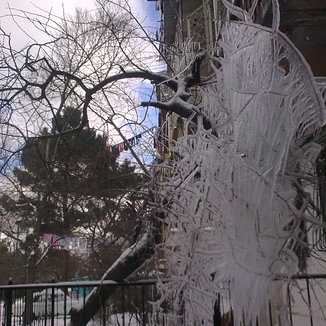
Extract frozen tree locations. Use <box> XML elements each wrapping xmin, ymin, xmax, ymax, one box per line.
<box><xmin>154</xmin><ymin>1</ymin><xmax>326</xmax><ymax>325</ymax></box>
<box><xmin>0</xmin><ymin>0</ymin><xmax>207</xmax><ymax>324</ymax></box>
<box><xmin>1</xmin><ymin>0</ymin><xmax>326</xmax><ymax>325</ymax></box>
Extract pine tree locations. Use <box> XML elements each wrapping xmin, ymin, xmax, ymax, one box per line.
<box><xmin>0</xmin><ymin>107</ymin><xmax>142</xmax><ymax>282</ymax></box>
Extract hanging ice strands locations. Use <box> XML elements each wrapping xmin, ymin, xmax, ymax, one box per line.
<box><xmin>157</xmin><ymin>0</ymin><xmax>326</xmax><ymax>325</ymax></box>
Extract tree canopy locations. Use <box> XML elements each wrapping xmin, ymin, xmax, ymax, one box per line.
<box><xmin>0</xmin><ymin>106</ymin><xmax>142</xmax><ymax>282</ymax></box>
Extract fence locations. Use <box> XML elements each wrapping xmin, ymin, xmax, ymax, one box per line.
<box><xmin>0</xmin><ymin>279</ymin><xmax>158</xmax><ymax>326</ymax></box>
<box><xmin>0</xmin><ymin>275</ymin><xmax>325</xmax><ymax>326</ymax></box>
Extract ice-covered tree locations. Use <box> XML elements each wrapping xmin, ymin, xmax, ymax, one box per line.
<box><xmin>154</xmin><ymin>1</ymin><xmax>326</xmax><ymax>325</ymax></box>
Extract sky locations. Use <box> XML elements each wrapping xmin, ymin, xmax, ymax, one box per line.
<box><xmin>0</xmin><ymin>0</ymin><xmax>162</xmax><ymax>165</ymax></box>
<box><xmin>0</xmin><ymin>0</ymin><xmax>161</xmax><ymax>47</ymax></box>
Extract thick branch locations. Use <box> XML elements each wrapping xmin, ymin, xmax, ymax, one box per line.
<box><xmin>91</xmin><ymin>70</ymin><xmax>178</xmax><ymax>94</ymax></box>
<box><xmin>69</xmin><ymin>226</ymin><xmax>161</xmax><ymax>326</ymax></box>
<box><xmin>141</xmin><ymin>100</ymin><xmax>212</xmax><ymax>131</ymax></box>
<box><xmin>139</xmin><ymin>54</ymin><xmax>213</xmax><ymax>131</ymax></box>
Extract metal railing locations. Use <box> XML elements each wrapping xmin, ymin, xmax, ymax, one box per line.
<box><xmin>0</xmin><ymin>279</ymin><xmax>158</xmax><ymax>326</ymax></box>
<box><xmin>0</xmin><ymin>274</ymin><xmax>325</xmax><ymax>326</ymax></box>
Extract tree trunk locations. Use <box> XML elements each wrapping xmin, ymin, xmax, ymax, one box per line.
<box><xmin>69</xmin><ymin>229</ymin><xmax>160</xmax><ymax>326</ymax></box>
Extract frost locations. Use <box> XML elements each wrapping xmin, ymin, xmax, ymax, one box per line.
<box><xmin>156</xmin><ymin>0</ymin><xmax>326</xmax><ymax>325</ymax></box>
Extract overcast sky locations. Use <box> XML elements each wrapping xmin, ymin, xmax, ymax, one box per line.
<box><xmin>0</xmin><ymin>0</ymin><xmax>161</xmax><ymax>156</ymax></box>
<box><xmin>0</xmin><ymin>0</ymin><xmax>160</xmax><ymax>48</ymax></box>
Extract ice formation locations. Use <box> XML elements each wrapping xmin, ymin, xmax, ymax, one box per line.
<box><xmin>156</xmin><ymin>0</ymin><xmax>326</xmax><ymax>325</ymax></box>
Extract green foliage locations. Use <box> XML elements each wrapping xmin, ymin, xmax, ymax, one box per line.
<box><xmin>0</xmin><ymin>107</ymin><xmax>142</xmax><ymax>281</ymax></box>
<box><xmin>0</xmin><ymin>241</ymin><xmax>25</xmax><ymax>284</ymax></box>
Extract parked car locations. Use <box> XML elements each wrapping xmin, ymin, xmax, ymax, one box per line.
<box><xmin>13</xmin><ymin>289</ymin><xmax>80</xmax><ymax>318</ymax></box>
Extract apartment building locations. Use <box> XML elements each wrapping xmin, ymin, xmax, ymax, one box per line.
<box><xmin>154</xmin><ymin>0</ymin><xmax>226</xmax><ymax>160</ymax></box>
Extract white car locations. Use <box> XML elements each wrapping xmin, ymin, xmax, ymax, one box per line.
<box><xmin>13</xmin><ymin>289</ymin><xmax>80</xmax><ymax>318</ymax></box>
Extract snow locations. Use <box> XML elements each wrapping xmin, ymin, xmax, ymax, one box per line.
<box><xmin>155</xmin><ymin>0</ymin><xmax>326</xmax><ymax>325</ymax></box>
<box><xmin>10</xmin><ymin>313</ymin><xmax>140</xmax><ymax>326</ymax></box>
<box><xmin>289</xmin><ymin>277</ymin><xmax>326</xmax><ymax>326</ymax></box>
<box><xmin>63</xmin><ymin>233</ymin><xmax>153</xmax><ymax>316</ymax></box>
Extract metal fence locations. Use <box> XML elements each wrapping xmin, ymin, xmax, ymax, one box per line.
<box><xmin>0</xmin><ymin>275</ymin><xmax>325</xmax><ymax>326</ymax></box>
<box><xmin>0</xmin><ymin>279</ymin><xmax>158</xmax><ymax>326</ymax></box>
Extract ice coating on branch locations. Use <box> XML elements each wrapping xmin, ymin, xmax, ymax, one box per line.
<box><xmin>156</xmin><ymin>1</ymin><xmax>326</xmax><ymax>325</ymax></box>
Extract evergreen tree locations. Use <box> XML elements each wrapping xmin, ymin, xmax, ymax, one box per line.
<box><xmin>0</xmin><ymin>107</ymin><xmax>142</xmax><ymax>282</ymax></box>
